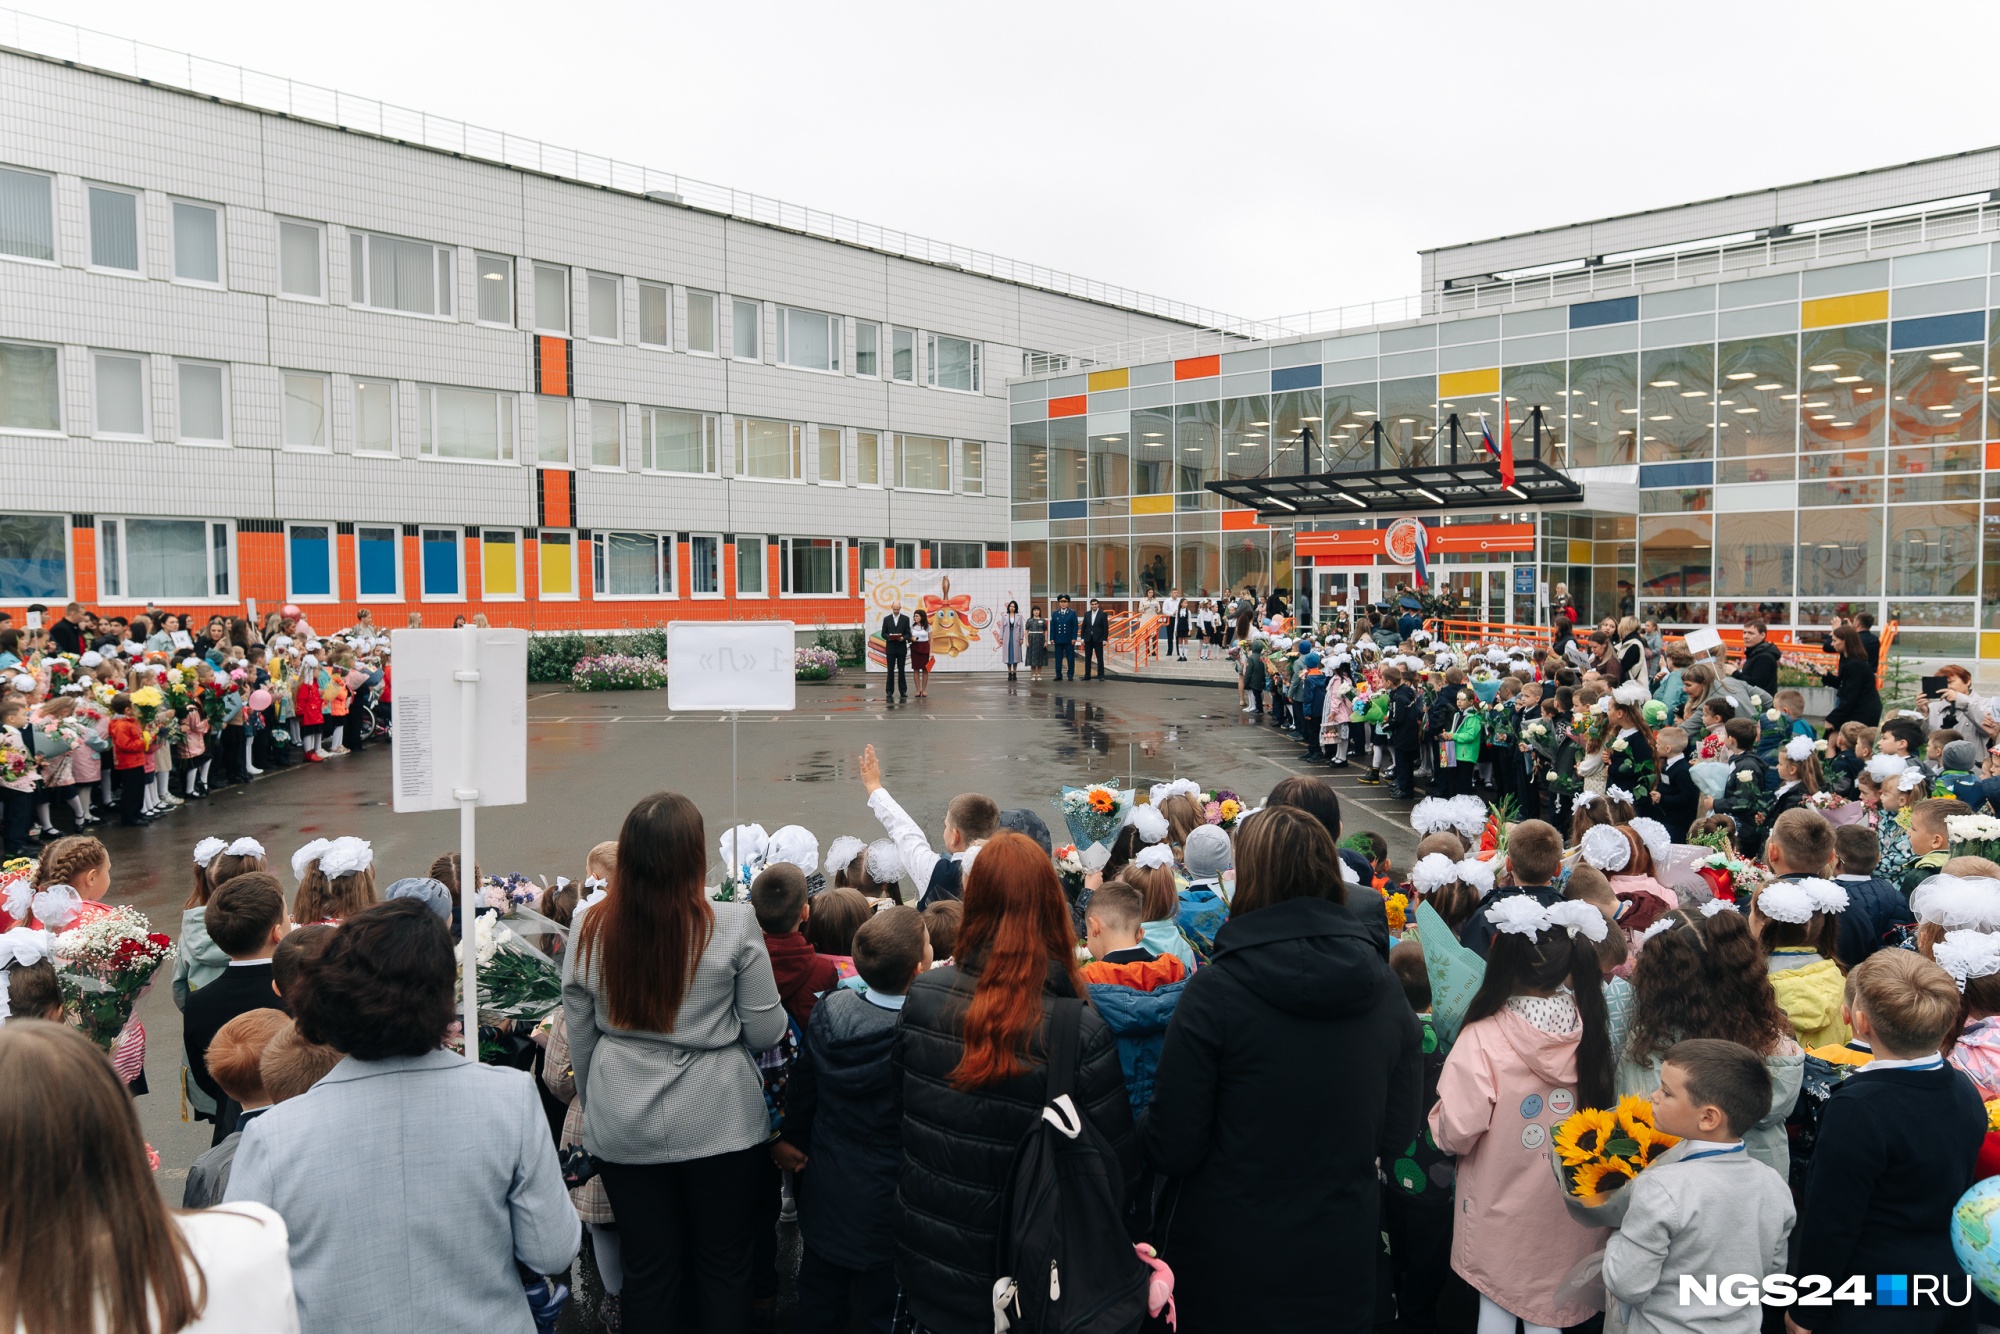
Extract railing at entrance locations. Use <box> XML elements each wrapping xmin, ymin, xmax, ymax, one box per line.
<box><xmin>1110</xmin><ymin>612</ymin><xmax>1166</xmax><ymax>672</ymax></box>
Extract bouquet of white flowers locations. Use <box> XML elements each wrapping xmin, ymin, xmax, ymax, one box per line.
<box><xmin>1947</xmin><ymin>813</ymin><xmax>2000</xmax><ymax>864</ymax></box>
<box><xmin>469</xmin><ymin>910</ymin><xmax>562</xmax><ymax>1022</ymax></box>
<box><xmin>1059</xmin><ymin>784</ymin><xmax>1131</xmax><ymax>849</ymax></box>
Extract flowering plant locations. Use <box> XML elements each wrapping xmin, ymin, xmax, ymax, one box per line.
<box><xmin>1552</xmin><ymin>1094</ymin><xmax>1679</xmax><ymax>1201</ymax></box>
<box><xmin>1201</xmin><ymin>789</ymin><xmax>1244</xmax><ymax>829</ymax></box>
<box><xmin>54</xmin><ymin>906</ymin><xmax>175</xmax><ymax>1051</ymax></box>
<box><xmin>1947</xmin><ymin>813</ymin><xmax>2000</xmax><ymax>864</ymax></box>
<box><xmin>794</xmin><ymin>646</ymin><xmax>839</xmax><ymax>681</ymax></box>
<box><xmin>478</xmin><ymin>873</ymin><xmax>542</xmax><ymax>915</ymax></box>
<box><xmin>1054</xmin><ymin>844</ymin><xmax>1087</xmax><ymax>898</ymax></box>
<box><xmin>570</xmin><ymin>654</ymin><xmax>669</xmax><ymax>692</ymax></box>
<box><xmin>469</xmin><ymin>910</ymin><xmax>563</xmax><ymax>1022</ymax></box>
<box><xmin>0</xmin><ymin>741</ymin><xmax>31</xmax><ymax>787</ymax></box>
<box><xmin>1384</xmin><ymin>892</ymin><xmax>1408</xmax><ymax>934</ymax></box>
<box><xmin>1059</xmin><ymin>784</ymin><xmax>1131</xmax><ymax>847</ymax></box>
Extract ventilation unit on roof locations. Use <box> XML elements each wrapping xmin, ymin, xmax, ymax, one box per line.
<box><xmin>644</xmin><ymin>190</ymin><xmax>684</xmax><ymax>205</ymax></box>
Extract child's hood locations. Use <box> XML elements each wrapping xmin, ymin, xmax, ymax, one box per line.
<box><xmin>1768</xmin><ymin>955</ymin><xmax>1846</xmax><ymax>1031</ymax></box>
<box><xmin>1492</xmin><ymin>1007</ymin><xmax>1583</xmax><ymax>1087</ymax></box>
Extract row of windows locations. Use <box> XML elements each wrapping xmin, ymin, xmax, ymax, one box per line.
<box><xmin>0</xmin><ymin>343</ymin><xmax>990</xmax><ymax>490</ymax></box>
<box><xmin>0</xmin><ymin>165</ymin><xmax>984</xmax><ymax>390</ymax></box>
<box><xmin>0</xmin><ymin>515</ymin><xmax>890</xmax><ymax>605</ymax></box>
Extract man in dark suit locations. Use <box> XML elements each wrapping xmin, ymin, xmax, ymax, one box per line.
<box><xmin>1049</xmin><ymin>594</ymin><xmax>1078</xmax><ymax>681</ymax></box>
<box><xmin>182</xmin><ymin>874</ymin><xmax>290</xmax><ymax>1143</ymax></box>
<box><xmin>1081</xmin><ymin>598</ymin><xmax>1110</xmax><ymax>680</ymax></box>
<box><xmin>880</xmin><ymin>603</ymin><xmax>912</xmax><ymax>698</ymax></box>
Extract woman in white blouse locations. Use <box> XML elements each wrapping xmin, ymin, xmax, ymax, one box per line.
<box><xmin>0</xmin><ymin>1019</ymin><xmax>299</xmax><ymax>1333</ymax></box>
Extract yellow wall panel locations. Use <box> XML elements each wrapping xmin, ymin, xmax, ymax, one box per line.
<box><xmin>1437</xmin><ymin>368</ymin><xmax>1500</xmax><ymax>398</ymax></box>
<box><xmin>483</xmin><ymin>539</ymin><xmax>518</xmax><ymax>595</ymax></box>
<box><xmin>1131</xmin><ymin>494</ymin><xmax>1174</xmax><ymax>515</ymax></box>
<box><xmin>1981</xmin><ymin>632</ymin><xmax>2000</xmax><ymax>662</ymax></box>
<box><xmin>1800</xmin><ymin>290</ymin><xmax>1888</xmax><ymax>329</ymax></box>
<box><xmin>1567</xmin><ymin>539</ymin><xmax>1592</xmax><ymax>565</ymax></box>
<box><xmin>1087</xmin><ymin>368</ymin><xmax>1130</xmax><ymax>392</ymax></box>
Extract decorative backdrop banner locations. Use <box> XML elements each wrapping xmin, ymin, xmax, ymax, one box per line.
<box><xmin>864</xmin><ymin>569</ymin><xmax>1029</xmax><ymax>672</ymax></box>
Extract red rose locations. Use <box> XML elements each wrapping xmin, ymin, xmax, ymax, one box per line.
<box><xmin>147</xmin><ymin>934</ymin><xmax>171</xmax><ymax>949</ymax></box>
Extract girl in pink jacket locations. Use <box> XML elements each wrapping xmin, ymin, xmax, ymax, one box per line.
<box><xmin>1429</xmin><ymin>897</ymin><xmax>1618</xmax><ymax>1334</ymax></box>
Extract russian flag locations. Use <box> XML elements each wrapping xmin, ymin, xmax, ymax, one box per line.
<box><xmin>1412</xmin><ymin>524</ymin><xmax>1431</xmax><ymax>586</ymax></box>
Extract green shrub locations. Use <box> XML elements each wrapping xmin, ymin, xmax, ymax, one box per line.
<box><xmin>528</xmin><ymin>629</ymin><xmax>671</xmax><ymax>682</ymax></box>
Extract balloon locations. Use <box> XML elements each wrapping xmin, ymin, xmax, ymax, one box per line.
<box><xmin>248</xmin><ymin>689</ymin><xmax>273</xmax><ymax>711</ymax></box>
<box><xmin>280</xmin><ymin>604</ymin><xmax>302</xmax><ymax>619</ymax></box>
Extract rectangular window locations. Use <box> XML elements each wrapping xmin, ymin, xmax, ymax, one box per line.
<box><xmin>733</xmin><ymin>298</ymin><xmax>760</xmax><ymax>359</ymax></box>
<box><xmin>0</xmin><ymin>168</ymin><xmax>54</xmax><ymax>262</ymax></box>
<box><xmin>92</xmin><ymin>353</ymin><xmax>146</xmax><ymax>438</ymax></box>
<box><xmin>687</xmin><ymin>289</ymin><xmax>717</xmax><ymax>354</ymax></box>
<box><xmin>592</xmin><ymin>531</ymin><xmax>674</xmax><ymax>597</ymax></box>
<box><xmin>780</xmin><ymin>537</ymin><xmax>846</xmax><ymax>596</ymax></box>
<box><xmin>420</xmin><ymin>527</ymin><xmax>461</xmax><ymax>598</ymax></box>
<box><xmin>277</xmin><ymin>219</ymin><xmax>323</xmax><ymax>299</ymax></box>
<box><xmin>891</xmin><ymin>327</ymin><xmax>916</xmax><ymax>382</ymax></box>
<box><xmin>0</xmin><ymin>514</ymin><xmax>67</xmax><ymax>598</ymax></box>
<box><xmin>588</xmin><ymin>273</ymin><xmax>620</xmax><ymax>341</ymax></box>
<box><xmin>419</xmin><ymin>386</ymin><xmax>515</xmax><ymax>463</ymax></box>
<box><xmin>961</xmin><ymin>440</ymin><xmax>984</xmax><ymax>495</ymax></box>
<box><xmin>855</xmin><ymin>322</ymin><xmax>879</xmax><ymax>377</ymax></box>
<box><xmin>856</xmin><ymin>430</ymin><xmax>879</xmax><ymax>486</ymax></box>
<box><xmin>777</xmin><ymin>307</ymin><xmax>839</xmax><ymax>372</ymax></box>
<box><xmin>476</xmin><ymin>253</ymin><xmax>513</xmax><ymax>326</ymax></box>
<box><xmin>87</xmin><ymin>185</ymin><xmax>140</xmax><ymax>273</ymax></box>
<box><xmin>737</xmin><ymin>536</ymin><xmax>765</xmax><ymax>595</ymax></box>
<box><xmin>353</xmin><ymin>379</ymin><xmax>395</xmax><ymax>454</ymax></box>
<box><xmin>737</xmin><ymin>418</ymin><xmax>801</xmax><ymax>480</ymax></box>
<box><xmin>349</xmin><ymin>231</ymin><xmax>453</xmax><ymax>317</ymax></box>
<box><xmin>176</xmin><ymin>362</ymin><xmax>227</xmax><ymax>444</ymax></box>
<box><xmin>356</xmin><ymin>524</ymin><xmax>400</xmax><ymax>598</ymax></box>
<box><xmin>589</xmin><ymin>401</ymin><xmax>623</xmax><ymax>469</ymax></box>
<box><xmin>287</xmin><ymin>523</ymin><xmax>333</xmax><ymax>599</ymax></box>
<box><xmin>819</xmin><ymin>426</ymin><xmax>842</xmax><ymax>484</ymax></box>
<box><xmin>895</xmin><ymin>433</ymin><xmax>950</xmax><ymax>490</ymax></box>
<box><xmin>643</xmin><ymin>407</ymin><xmax>715</xmax><ymax>474</ymax></box>
<box><xmin>534</xmin><ymin>264</ymin><xmax>568</xmax><ymax>334</ymax></box>
<box><xmin>690</xmin><ymin>534</ymin><xmax>721</xmax><ymax>596</ymax></box>
<box><xmin>639</xmin><ymin>282</ymin><xmax>670</xmax><ymax>347</ymax></box>
<box><xmin>926</xmin><ymin>333</ymin><xmax>981</xmax><ymax>392</ymax></box>
<box><xmin>171</xmin><ymin>201</ymin><xmax>220</xmax><ymax>284</ymax></box>
<box><xmin>282</xmin><ymin>372</ymin><xmax>328</xmax><ymax>450</ymax></box>
<box><xmin>97</xmin><ymin>517</ymin><xmax>231</xmax><ymax>600</ymax></box>
<box><xmin>536</xmin><ymin>396</ymin><xmax>570</xmax><ymax>466</ymax></box>
<box><xmin>893</xmin><ymin>540</ymin><xmax>917</xmax><ymax>570</ymax></box>
<box><xmin>859</xmin><ymin>540</ymin><xmax>881</xmax><ymax>574</ymax></box>
<box><xmin>538</xmin><ymin>529</ymin><xmax>575</xmax><ymax>598</ymax></box>
<box><xmin>0</xmin><ymin>342</ymin><xmax>60</xmax><ymax>433</ymax></box>
<box><xmin>937</xmin><ymin>540</ymin><xmax>984</xmax><ymax>569</ymax></box>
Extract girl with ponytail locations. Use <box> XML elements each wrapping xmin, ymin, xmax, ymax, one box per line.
<box><xmin>1430</xmin><ymin>896</ymin><xmax>1615</xmax><ymax>1334</ymax></box>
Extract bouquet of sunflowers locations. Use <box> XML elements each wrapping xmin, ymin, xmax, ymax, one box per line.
<box><xmin>1549</xmin><ymin>1094</ymin><xmax>1679</xmax><ymax>1226</ymax></box>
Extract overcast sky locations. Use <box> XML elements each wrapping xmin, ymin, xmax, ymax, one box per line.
<box><xmin>52</xmin><ymin>0</ymin><xmax>2000</xmax><ymax>323</ymax></box>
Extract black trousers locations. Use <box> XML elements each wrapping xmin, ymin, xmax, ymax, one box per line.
<box><xmin>1053</xmin><ymin>644</ymin><xmax>1075</xmax><ymax>679</ymax></box>
<box><xmin>794</xmin><ymin>1246</ymin><xmax>897</xmax><ymax>1334</ymax></box>
<box><xmin>1391</xmin><ymin>740</ymin><xmax>1421</xmax><ymax>795</ymax></box>
<box><xmin>1</xmin><ymin>787</ymin><xmax>32</xmax><ymax>853</ymax></box>
<box><xmin>597</xmin><ymin>1144</ymin><xmax>765</xmax><ymax>1334</ymax></box>
<box><xmin>1082</xmin><ymin>640</ymin><xmax>1106</xmax><ymax>678</ymax></box>
<box><xmin>884</xmin><ymin>644</ymin><xmax>908</xmax><ymax>695</ymax></box>
<box><xmin>115</xmin><ymin>766</ymin><xmax>147</xmax><ymax>824</ymax></box>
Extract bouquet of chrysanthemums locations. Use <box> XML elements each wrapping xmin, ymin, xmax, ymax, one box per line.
<box><xmin>54</xmin><ymin>905</ymin><xmax>174</xmax><ymax>1050</ymax></box>
<box><xmin>1947</xmin><ymin>813</ymin><xmax>2000</xmax><ymax>865</ymax></box>
<box><xmin>1201</xmin><ymin>790</ymin><xmax>1245</xmax><ymax>829</ymax></box>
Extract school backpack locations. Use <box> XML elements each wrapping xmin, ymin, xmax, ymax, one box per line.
<box><xmin>991</xmin><ymin>998</ymin><xmax>1148</xmax><ymax>1334</ymax></box>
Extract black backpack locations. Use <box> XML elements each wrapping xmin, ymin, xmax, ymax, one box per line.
<box><xmin>991</xmin><ymin>998</ymin><xmax>1148</xmax><ymax>1334</ymax></box>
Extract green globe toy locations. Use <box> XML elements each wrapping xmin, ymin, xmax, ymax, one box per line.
<box><xmin>1950</xmin><ymin>1175</ymin><xmax>2000</xmax><ymax>1302</ymax></box>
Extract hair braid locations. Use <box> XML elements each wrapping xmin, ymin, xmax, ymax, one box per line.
<box><xmin>31</xmin><ymin>836</ymin><xmax>109</xmax><ymax>891</ymax></box>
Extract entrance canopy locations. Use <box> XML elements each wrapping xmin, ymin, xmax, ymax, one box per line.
<box><xmin>1205</xmin><ymin>456</ymin><xmax>1582</xmax><ymax>520</ymax></box>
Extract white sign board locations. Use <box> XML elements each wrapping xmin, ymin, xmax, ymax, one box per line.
<box><xmin>1683</xmin><ymin>627</ymin><xmax>1724</xmax><ymax>657</ymax></box>
<box><xmin>390</xmin><ymin>628</ymin><xmax>529</xmax><ymax>813</ymax></box>
<box><xmin>667</xmin><ymin>621</ymin><xmax>797</xmax><ymax>712</ymax></box>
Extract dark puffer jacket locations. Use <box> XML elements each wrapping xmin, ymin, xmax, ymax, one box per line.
<box><xmin>892</xmin><ymin>960</ymin><xmax>1138</xmax><ymax>1334</ymax></box>
<box><xmin>781</xmin><ymin>987</ymin><xmax>902</xmax><ymax>1271</ymax></box>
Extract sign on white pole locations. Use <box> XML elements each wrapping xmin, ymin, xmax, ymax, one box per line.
<box><xmin>389</xmin><ymin>627</ymin><xmax>528</xmax><ymax>1064</ymax></box>
<box><xmin>391</xmin><ymin>629</ymin><xmax>530</xmax><ymax>813</ymax></box>
<box><xmin>667</xmin><ymin>621</ymin><xmax>797</xmax><ymax>713</ymax></box>
<box><xmin>1683</xmin><ymin>627</ymin><xmax>1724</xmax><ymax>658</ymax></box>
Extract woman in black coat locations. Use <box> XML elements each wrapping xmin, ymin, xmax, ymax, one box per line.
<box><xmin>891</xmin><ymin>832</ymin><xmax>1137</xmax><ymax>1334</ymax></box>
<box><xmin>1141</xmin><ymin>806</ymin><xmax>1422</xmax><ymax>1334</ymax></box>
<box><xmin>1821</xmin><ymin>623</ymin><xmax>1881</xmax><ymax>728</ymax></box>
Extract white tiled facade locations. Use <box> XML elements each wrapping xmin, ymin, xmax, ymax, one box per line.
<box><xmin>0</xmin><ymin>48</ymin><xmax>1197</xmax><ymax>630</ymax></box>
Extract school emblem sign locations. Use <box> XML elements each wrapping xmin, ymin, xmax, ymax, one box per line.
<box><xmin>1383</xmin><ymin>518</ymin><xmax>1426</xmax><ymax>565</ymax></box>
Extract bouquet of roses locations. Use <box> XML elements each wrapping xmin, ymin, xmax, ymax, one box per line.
<box><xmin>1059</xmin><ymin>784</ymin><xmax>1131</xmax><ymax>848</ymax></box>
<box><xmin>1201</xmin><ymin>789</ymin><xmax>1245</xmax><ymax>829</ymax></box>
<box><xmin>1054</xmin><ymin>844</ymin><xmax>1087</xmax><ymax>899</ymax></box>
<box><xmin>53</xmin><ymin>905</ymin><xmax>174</xmax><ymax>1051</ymax></box>
<box><xmin>470</xmin><ymin>910</ymin><xmax>563</xmax><ymax>1023</ymax></box>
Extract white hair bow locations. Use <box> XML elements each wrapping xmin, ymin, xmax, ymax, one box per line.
<box><xmin>319</xmin><ymin>837</ymin><xmax>374</xmax><ymax>881</ymax></box>
<box><xmin>1605</xmin><ymin>785</ymin><xmax>1635</xmax><ymax>807</ymax></box>
<box><xmin>1933</xmin><ymin>930</ymin><xmax>2000</xmax><ymax>991</ymax></box>
<box><xmin>224</xmin><ymin>837</ymin><xmax>265</xmax><ymax>858</ymax></box>
<box><xmin>1753</xmin><ymin>881</ymin><xmax>1816</xmax><ymax>925</ymax></box>
<box><xmin>191</xmin><ymin>837</ymin><xmax>228</xmax><ymax>869</ymax></box>
<box><xmin>1785</xmin><ymin>736</ymin><xmax>1815</xmax><ymax>763</ymax></box>
<box><xmin>824</xmin><ymin>835</ymin><xmax>868</xmax><ymax>880</ymax></box>
<box><xmin>1133</xmin><ymin>844</ymin><xmax>1176</xmax><ymax>871</ymax></box>
<box><xmin>1628</xmin><ymin>818</ymin><xmax>1671</xmax><ymax>862</ymax></box>
<box><xmin>29</xmin><ymin>886</ymin><xmax>80</xmax><ymax>932</ymax></box>
<box><xmin>291</xmin><ymin>838</ymin><xmax>332</xmax><ymax>885</ymax></box>
<box><xmin>1129</xmin><ymin>804</ymin><xmax>1170</xmax><ymax>845</ymax></box>
<box><xmin>0</xmin><ymin>927</ymin><xmax>55</xmax><ymax>1023</ymax></box>
<box><xmin>1546</xmin><ymin>900</ymin><xmax>1610</xmax><ymax>944</ymax></box>
<box><xmin>865</xmin><ymin>839</ymin><xmax>905</xmax><ymax>885</ymax></box>
<box><xmin>1700</xmin><ymin>897</ymin><xmax>1740</xmax><ymax>918</ymax></box>
<box><xmin>1409</xmin><ymin>853</ymin><xmax>1459</xmax><ymax>895</ymax></box>
<box><xmin>1579</xmin><ymin>825</ymin><xmax>1631</xmax><ymax>873</ymax></box>
<box><xmin>1456</xmin><ymin>857</ymin><xmax>1498</xmax><ymax>898</ymax></box>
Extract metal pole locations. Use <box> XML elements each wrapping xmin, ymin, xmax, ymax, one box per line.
<box><xmin>730</xmin><ymin>711</ymin><xmax>740</xmax><ymax>890</ymax></box>
<box><xmin>454</xmin><ymin>628</ymin><xmax>482</xmax><ymax>1062</ymax></box>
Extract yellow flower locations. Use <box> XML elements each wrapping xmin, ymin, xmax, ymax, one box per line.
<box><xmin>1384</xmin><ymin>893</ymin><xmax>1408</xmax><ymax>933</ymax></box>
<box><xmin>1552</xmin><ymin>1107</ymin><xmax>1617</xmax><ymax>1166</ymax></box>
<box><xmin>1613</xmin><ymin>1093</ymin><xmax>1657</xmax><ymax>1137</ymax></box>
<box><xmin>1571</xmin><ymin>1156</ymin><xmax>1638</xmax><ymax>1197</ymax></box>
<box><xmin>1219</xmin><ymin>799</ymin><xmax>1241</xmax><ymax>822</ymax></box>
<box><xmin>1629</xmin><ymin>1124</ymin><xmax>1680</xmax><ymax>1168</ymax></box>
<box><xmin>1986</xmin><ymin>1099</ymin><xmax>2000</xmax><ymax>1132</ymax></box>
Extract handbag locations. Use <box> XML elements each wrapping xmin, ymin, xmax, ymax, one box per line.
<box><xmin>559</xmin><ymin>1142</ymin><xmax>599</xmax><ymax>1190</ymax></box>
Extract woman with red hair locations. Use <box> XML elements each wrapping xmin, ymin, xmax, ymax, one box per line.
<box><xmin>892</xmin><ymin>831</ymin><xmax>1138</xmax><ymax>1331</ymax></box>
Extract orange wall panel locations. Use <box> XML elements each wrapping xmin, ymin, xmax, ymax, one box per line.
<box><xmin>1174</xmin><ymin>354</ymin><xmax>1220</xmax><ymax>380</ymax></box>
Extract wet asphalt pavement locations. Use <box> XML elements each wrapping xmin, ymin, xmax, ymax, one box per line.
<box><xmin>113</xmin><ymin>672</ymin><xmax>1422</xmax><ymax>1328</ymax></box>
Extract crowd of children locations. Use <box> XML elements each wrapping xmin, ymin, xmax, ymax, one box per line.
<box><xmin>0</xmin><ymin>601</ymin><xmax>389</xmax><ymax>855</ymax></box>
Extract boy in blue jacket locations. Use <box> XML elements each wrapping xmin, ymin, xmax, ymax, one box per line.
<box><xmin>1081</xmin><ymin>879</ymin><xmax>1189</xmax><ymax>1120</ymax></box>
<box><xmin>778</xmin><ymin>906</ymin><xmax>931</xmax><ymax>1334</ymax></box>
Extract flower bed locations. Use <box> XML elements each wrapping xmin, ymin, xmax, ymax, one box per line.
<box><xmin>795</xmin><ymin>646</ymin><xmax>839</xmax><ymax>681</ymax></box>
<box><xmin>570</xmin><ymin>654</ymin><xmax>669</xmax><ymax>691</ymax></box>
